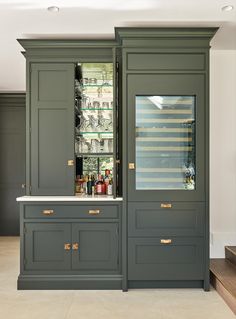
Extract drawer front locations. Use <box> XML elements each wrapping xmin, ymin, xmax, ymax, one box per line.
<box><xmin>24</xmin><ymin>204</ymin><xmax>118</xmax><ymax>219</ymax></box>
<box><xmin>128</xmin><ymin>202</ymin><xmax>204</xmax><ymax>237</ymax></box>
<box><xmin>128</xmin><ymin>237</ymin><xmax>204</xmax><ymax>280</ymax></box>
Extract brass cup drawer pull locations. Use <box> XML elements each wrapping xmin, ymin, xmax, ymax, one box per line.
<box><xmin>64</xmin><ymin>243</ymin><xmax>71</xmax><ymax>250</ymax></box>
<box><xmin>160</xmin><ymin>203</ymin><xmax>172</xmax><ymax>209</ymax></box>
<box><xmin>160</xmin><ymin>239</ymin><xmax>172</xmax><ymax>244</ymax></box>
<box><xmin>88</xmin><ymin>209</ymin><xmax>100</xmax><ymax>215</ymax></box>
<box><xmin>42</xmin><ymin>209</ymin><xmax>54</xmax><ymax>216</ymax></box>
<box><xmin>72</xmin><ymin>243</ymin><xmax>79</xmax><ymax>250</ymax></box>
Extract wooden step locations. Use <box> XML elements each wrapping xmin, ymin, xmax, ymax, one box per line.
<box><xmin>225</xmin><ymin>246</ymin><xmax>236</xmax><ymax>267</ymax></box>
<box><xmin>210</xmin><ymin>259</ymin><xmax>236</xmax><ymax>314</ymax></box>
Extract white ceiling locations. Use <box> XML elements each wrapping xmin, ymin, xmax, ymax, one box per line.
<box><xmin>0</xmin><ymin>0</ymin><xmax>236</xmax><ymax>91</ymax></box>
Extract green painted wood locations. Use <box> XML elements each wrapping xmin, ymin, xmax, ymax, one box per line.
<box><xmin>128</xmin><ymin>280</ymin><xmax>203</xmax><ymax>289</ymax></box>
<box><xmin>17</xmin><ymin>274</ymin><xmax>122</xmax><ymax>290</ymax></box>
<box><xmin>128</xmin><ymin>202</ymin><xmax>204</xmax><ymax>237</ymax></box>
<box><xmin>24</xmin><ymin>204</ymin><xmax>118</xmax><ymax>219</ymax></box>
<box><xmin>30</xmin><ymin>63</ymin><xmax>74</xmax><ymax>195</ymax></box>
<box><xmin>128</xmin><ymin>237</ymin><xmax>204</xmax><ymax>280</ymax></box>
<box><xmin>24</xmin><ymin>223</ymin><xmax>71</xmax><ymax>270</ymax></box>
<box><xmin>0</xmin><ymin>93</ymin><xmax>26</xmax><ymax>235</ymax></box>
<box><xmin>127</xmin><ymin>52</ymin><xmax>205</xmax><ymax>71</ymax></box>
<box><xmin>72</xmin><ymin>223</ymin><xmax>119</xmax><ymax>271</ymax></box>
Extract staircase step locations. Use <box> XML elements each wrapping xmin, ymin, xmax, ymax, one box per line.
<box><xmin>210</xmin><ymin>258</ymin><xmax>236</xmax><ymax>314</ymax></box>
<box><xmin>225</xmin><ymin>246</ymin><xmax>236</xmax><ymax>266</ymax></box>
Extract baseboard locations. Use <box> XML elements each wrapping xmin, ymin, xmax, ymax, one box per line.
<box><xmin>18</xmin><ymin>274</ymin><xmax>123</xmax><ymax>290</ymax></box>
<box><xmin>128</xmin><ymin>280</ymin><xmax>204</xmax><ymax>289</ymax></box>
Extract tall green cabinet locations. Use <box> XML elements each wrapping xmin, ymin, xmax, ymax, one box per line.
<box><xmin>17</xmin><ymin>27</ymin><xmax>217</xmax><ymax>290</ymax></box>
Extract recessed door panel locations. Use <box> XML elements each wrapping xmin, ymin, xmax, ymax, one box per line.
<box><xmin>72</xmin><ymin>223</ymin><xmax>118</xmax><ymax>271</ymax></box>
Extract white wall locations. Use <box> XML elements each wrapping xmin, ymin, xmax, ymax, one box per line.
<box><xmin>210</xmin><ymin>50</ymin><xmax>236</xmax><ymax>257</ymax></box>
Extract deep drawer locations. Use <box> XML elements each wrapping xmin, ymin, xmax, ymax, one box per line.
<box><xmin>128</xmin><ymin>202</ymin><xmax>204</xmax><ymax>237</ymax></box>
<box><xmin>128</xmin><ymin>237</ymin><xmax>204</xmax><ymax>280</ymax></box>
<box><xmin>24</xmin><ymin>204</ymin><xmax>118</xmax><ymax>219</ymax></box>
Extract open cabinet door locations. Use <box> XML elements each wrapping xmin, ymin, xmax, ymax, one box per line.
<box><xmin>30</xmin><ymin>63</ymin><xmax>75</xmax><ymax>195</ymax></box>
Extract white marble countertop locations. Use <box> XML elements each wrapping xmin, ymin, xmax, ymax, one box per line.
<box><xmin>16</xmin><ymin>196</ymin><xmax>123</xmax><ymax>202</ymax></box>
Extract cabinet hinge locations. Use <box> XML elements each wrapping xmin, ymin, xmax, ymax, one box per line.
<box><xmin>116</xmin><ymin>62</ymin><xmax>119</xmax><ymax>71</ymax></box>
<box><xmin>29</xmin><ymin>127</ymin><xmax>32</xmax><ymax>133</ymax></box>
<box><xmin>29</xmin><ymin>185</ymin><xmax>32</xmax><ymax>194</ymax></box>
<box><xmin>24</xmin><ymin>226</ymin><xmax>27</xmax><ymax>234</ymax></box>
<box><xmin>24</xmin><ymin>259</ymin><xmax>27</xmax><ymax>265</ymax></box>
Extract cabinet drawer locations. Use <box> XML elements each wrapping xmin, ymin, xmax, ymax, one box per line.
<box><xmin>128</xmin><ymin>202</ymin><xmax>204</xmax><ymax>237</ymax></box>
<box><xmin>128</xmin><ymin>237</ymin><xmax>204</xmax><ymax>280</ymax></box>
<box><xmin>24</xmin><ymin>204</ymin><xmax>118</xmax><ymax>219</ymax></box>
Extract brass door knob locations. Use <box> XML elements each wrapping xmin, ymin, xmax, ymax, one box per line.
<box><xmin>64</xmin><ymin>243</ymin><xmax>71</xmax><ymax>250</ymax></box>
<box><xmin>129</xmin><ymin>163</ymin><xmax>135</xmax><ymax>170</ymax></box>
<box><xmin>72</xmin><ymin>243</ymin><xmax>79</xmax><ymax>250</ymax></box>
<box><xmin>67</xmin><ymin>160</ymin><xmax>74</xmax><ymax>166</ymax></box>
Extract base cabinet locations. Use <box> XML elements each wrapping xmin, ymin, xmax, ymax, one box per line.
<box><xmin>18</xmin><ymin>202</ymin><xmax>122</xmax><ymax>290</ymax></box>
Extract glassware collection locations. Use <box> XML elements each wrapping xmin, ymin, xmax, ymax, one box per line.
<box><xmin>74</xmin><ymin>63</ymin><xmax>114</xmax><ymax>195</ymax></box>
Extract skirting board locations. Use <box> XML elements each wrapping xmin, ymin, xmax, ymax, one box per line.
<box><xmin>18</xmin><ymin>275</ymin><xmax>123</xmax><ymax>290</ymax></box>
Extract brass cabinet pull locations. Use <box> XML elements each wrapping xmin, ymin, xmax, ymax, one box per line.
<box><xmin>129</xmin><ymin>163</ymin><xmax>135</xmax><ymax>170</ymax></box>
<box><xmin>64</xmin><ymin>243</ymin><xmax>71</xmax><ymax>250</ymax></box>
<box><xmin>160</xmin><ymin>203</ymin><xmax>172</xmax><ymax>209</ymax></box>
<box><xmin>88</xmin><ymin>209</ymin><xmax>100</xmax><ymax>215</ymax></box>
<box><xmin>67</xmin><ymin>160</ymin><xmax>74</xmax><ymax>166</ymax></box>
<box><xmin>160</xmin><ymin>239</ymin><xmax>172</xmax><ymax>244</ymax></box>
<box><xmin>42</xmin><ymin>209</ymin><xmax>54</xmax><ymax>215</ymax></box>
<box><xmin>72</xmin><ymin>243</ymin><xmax>79</xmax><ymax>250</ymax></box>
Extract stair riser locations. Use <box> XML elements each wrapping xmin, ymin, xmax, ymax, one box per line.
<box><xmin>225</xmin><ymin>247</ymin><xmax>236</xmax><ymax>267</ymax></box>
<box><xmin>210</xmin><ymin>272</ymin><xmax>236</xmax><ymax>315</ymax></box>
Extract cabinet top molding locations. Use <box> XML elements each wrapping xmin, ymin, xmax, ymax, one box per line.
<box><xmin>18</xmin><ymin>27</ymin><xmax>218</xmax><ymax>52</ymax></box>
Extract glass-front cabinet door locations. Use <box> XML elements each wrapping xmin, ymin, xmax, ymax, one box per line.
<box><xmin>127</xmin><ymin>74</ymin><xmax>205</xmax><ymax>202</ymax></box>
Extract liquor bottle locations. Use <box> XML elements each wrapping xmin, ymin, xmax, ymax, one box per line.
<box><xmin>87</xmin><ymin>175</ymin><xmax>92</xmax><ymax>195</ymax></box>
<box><xmin>96</xmin><ymin>175</ymin><xmax>104</xmax><ymax>195</ymax></box>
<box><xmin>75</xmin><ymin>175</ymin><xmax>81</xmax><ymax>194</ymax></box>
<box><xmin>101</xmin><ymin>175</ymin><xmax>106</xmax><ymax>195</ymax></box>
<box><xmin>104</xmin><ymin>169</ymin><xmax>110</xmax><ymax>193</ymax></box>
<box><xmin>106</xmin><ymin>177</ymin><xmax>113</xmax><ymax>195</ymax></box>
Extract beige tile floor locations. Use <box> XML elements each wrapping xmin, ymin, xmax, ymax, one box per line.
<box><xmin>0</xmin><ymin>236</ymin><xmax>235</xmax><ymax>319</ymax></box>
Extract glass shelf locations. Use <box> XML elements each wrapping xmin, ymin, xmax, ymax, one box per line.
<box><xmin>77</xmin><ymin>132</ymin><xmax>113</xmax><ymax>135</ymax></box>
<box><xmin>82</xmin><ymin>84</ymin><xmax>113</xmax><ymax>88</ymax></box>
<box><xmin>81</xmin><ymin>108</ymin><xmax>113</xmax><ymax>111</ymax></box>
<box><xmin>76</xmin><ymin>152</ymin><xmax>113</xmax><ymax>157</ymax></box>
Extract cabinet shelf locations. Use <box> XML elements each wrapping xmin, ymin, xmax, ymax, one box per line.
<box><xmin>136</xmin><ymin>137</ymin><xmax>192</xmax><ymax>142</ymax></box>
<box><xmin>76</xmin><ymin>152</ymin><xmax>113</xmax><ymax>157</ymax></box>
<box><xmin>81</xmin><ymin>108</ymin><xmax>113</xmax><ymax>111</ymax></box>
<box><xmin>77</xmin><ymin>132</ymin><xmax>113</xmax><ymax>135</ymax></box>
<box><xmin>136</xmin><ymin>146</ymin><xmax>193</xmax><ymax>152</ymax></box>
<box><xmin>136</xmin><ymin>128</ymin><xmax>193</xmax><ymax>133</ymax></box>
<box><xmin>82</xmin><ymin>84</ymin><xmax>113</xmax><ymax>88</ymax></box>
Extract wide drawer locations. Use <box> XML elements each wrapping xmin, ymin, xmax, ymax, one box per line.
<box><xmin>24</xmin><ymin>204</ymin><xmax>119</xmax><ymax>219</ymax></box>
<box><xmin>128</xmin><ymin>202</ymin><xmax>204</xmax><ymax>237</ymax></box>
<box><xmin>128</xmin><ymin>237</ymin><xmax>204</xmax><ymax>280</ymax></box>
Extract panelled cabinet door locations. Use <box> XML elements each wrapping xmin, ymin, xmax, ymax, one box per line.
<box><xmin>127</xmin><ymin>73</ymin><xmax>205</xmax><ymax>202</ymax></box>
<box><xmin>24</xmin><ymin>223</ymin><xmax>71</xmax><ymax>270</ymax></box>
<box><xmin>72</xmin><ymin>223</ymin><xmax>119</xmax><ymax>271</ymax></box>
<box><xmin>30</xmin><ymin>63</ymin><xmax>74</xmax><ymax>195</ymax></box>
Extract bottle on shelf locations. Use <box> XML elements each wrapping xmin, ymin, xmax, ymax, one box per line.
<box><xmin>87</xmin><ymin>175</ymin><xmax>92</xmax><ymax>195</ymax></box>
<box><xmin>96</xmin><ymin>174</ymin><xmax>105</xmax><ymax>195</ymax></box>
<box><xmin>106</xmin><ymin>177</ymin><xmax>113</xmax><ymax>195</ymax></box>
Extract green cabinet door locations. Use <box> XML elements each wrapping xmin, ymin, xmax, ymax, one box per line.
<box><xmin>24</xmin><ymin>223</ymin><xmax>71</xmax><ymax>270</ymax></box>
<box><xmin>72</xmin><ymin>223</ymin><xmax>119</xmax><ymax>271</ymax></box>
<box><xmin>127</xmin><ymin>73</ymin><xmax>205</xmax><ymax>202</ymax></box>
<box><xmin>30</xmin><ymin>63</ymin><xmax>74</xmax><ymax>195</ymax></box>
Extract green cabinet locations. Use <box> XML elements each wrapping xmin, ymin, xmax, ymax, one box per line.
<box><xmin>30</xmin><ymin>63</ymin><xmax>75</xmax><ymax>195</ymax></box>
<box><xmin>18</xmin><ymin>28</ymin><xmax>218</xmax><ymax>291</ymax></box>
<box><xmin>72</xmin><ymin>223</ymin><xmax>118</xmax><ymax>271</ymax></box>
<box><xmin>24</xmin><ymin>223</ymin><xmax>71</xmax><ymax>270</ymax></box>
<box><xmin>18</xmin><ymin>201</ymin><xmax>122</xmax><ymax>289</ymax></box>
